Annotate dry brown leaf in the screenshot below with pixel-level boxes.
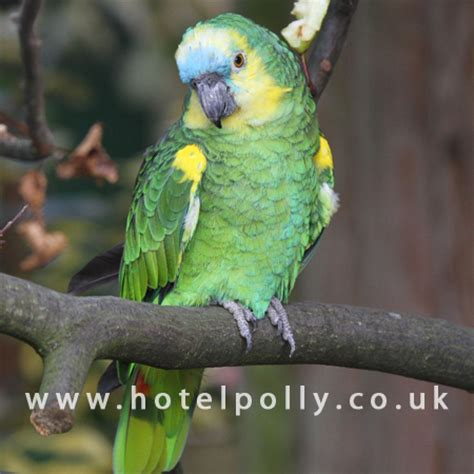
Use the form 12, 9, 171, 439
17, 219, 68, 271
56, 123, 119, 184
18, 169, 47, 213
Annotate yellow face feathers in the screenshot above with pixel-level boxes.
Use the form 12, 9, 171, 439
224, 37, 292, 128
173, 145, 207, 192
179, 27, 292, 130
184, 92, 211, 130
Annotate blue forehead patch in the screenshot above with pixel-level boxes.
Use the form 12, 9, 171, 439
177, 45, 231, 84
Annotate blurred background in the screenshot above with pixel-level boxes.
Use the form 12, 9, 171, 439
0, 0, 473, 473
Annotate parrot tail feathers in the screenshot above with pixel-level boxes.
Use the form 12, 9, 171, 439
113, 365, 203, 473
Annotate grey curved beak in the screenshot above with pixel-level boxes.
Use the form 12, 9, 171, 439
191, 73, 237, 128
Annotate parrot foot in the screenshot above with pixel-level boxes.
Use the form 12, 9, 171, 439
220, 300, 257, 352
267, 297, 296, 357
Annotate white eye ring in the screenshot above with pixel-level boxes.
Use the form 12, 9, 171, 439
232, 52, 246, 70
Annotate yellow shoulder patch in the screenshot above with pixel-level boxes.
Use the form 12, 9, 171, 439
313, 135, 333, 170
173, 144, 207, 191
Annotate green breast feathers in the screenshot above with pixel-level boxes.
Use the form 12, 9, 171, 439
120, 124, 338, 317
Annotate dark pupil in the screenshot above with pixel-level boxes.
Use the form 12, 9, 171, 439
234, 54, 243, 67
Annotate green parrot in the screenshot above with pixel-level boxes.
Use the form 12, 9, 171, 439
113, 13, 338, 473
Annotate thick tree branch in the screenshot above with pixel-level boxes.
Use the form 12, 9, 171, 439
307, 0, 359, 101
0, 272, 472, 436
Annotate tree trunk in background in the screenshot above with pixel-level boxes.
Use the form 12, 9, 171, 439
294, 0, 473, 472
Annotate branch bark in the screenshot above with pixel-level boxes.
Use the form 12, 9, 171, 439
0, 272, 473, 436
0, 133, 44, 161
17, 0, 54, 157
308, 0, 359, 101
0, 0, 60, 162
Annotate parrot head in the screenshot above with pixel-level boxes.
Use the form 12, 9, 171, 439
175, 13, 301, 129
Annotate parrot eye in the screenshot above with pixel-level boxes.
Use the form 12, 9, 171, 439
233, 52, 246, 69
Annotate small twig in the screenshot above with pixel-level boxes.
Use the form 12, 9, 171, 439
0, 0, 58, 162
0, 204, 29, 245
18, 0, 54, 156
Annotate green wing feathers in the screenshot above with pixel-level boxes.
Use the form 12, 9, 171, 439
115, 130, 207, 473
120, 134, 207, 302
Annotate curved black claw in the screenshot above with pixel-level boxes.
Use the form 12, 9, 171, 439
267, 297, 296, 357
220, 300, 257, 352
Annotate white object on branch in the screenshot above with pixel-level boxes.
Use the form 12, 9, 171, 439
282, 0, 331, 53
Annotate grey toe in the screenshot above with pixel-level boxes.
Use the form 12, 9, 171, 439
220, 300, 256, 352
267, 297, 296, 356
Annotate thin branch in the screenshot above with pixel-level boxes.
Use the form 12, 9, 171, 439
0, 0, 60, 162
0, 204, 28, 245
0, 272, 472, 435
307, 0, 359, 101
18, 0, 54, 156
0, 131, 43, 161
